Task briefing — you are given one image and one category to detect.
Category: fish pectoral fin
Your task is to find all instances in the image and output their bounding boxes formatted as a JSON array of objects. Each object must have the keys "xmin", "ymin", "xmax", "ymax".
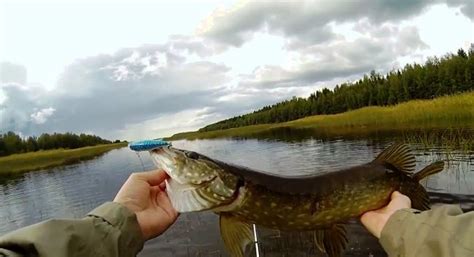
[
  {"xmin": 313, "ymin": 224, "xmax": 348, "ymax": 257},
  {"xmin": 372, "ymin": 143, "xmax": 416, "ymax": 174},
  {"xmin": 219, "ymin": 213, "xmax": 254, "ymax": 257}
]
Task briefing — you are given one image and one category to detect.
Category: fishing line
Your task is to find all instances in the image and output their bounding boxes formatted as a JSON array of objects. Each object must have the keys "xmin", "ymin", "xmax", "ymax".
[
  {"xmin": 135, "ymin": 152, "xmax": 146, "ymax": 171},
  {"xmin": 252, "ymin": 224, "xmax": 260, "ymax": 257}
]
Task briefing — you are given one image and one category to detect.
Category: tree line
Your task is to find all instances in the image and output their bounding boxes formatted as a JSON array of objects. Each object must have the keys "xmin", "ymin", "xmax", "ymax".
[
  {"xmin": 0, "ymin": 131, "xmax": 118, "ymax": 156},
  {"xmin": 200, "ymin": 48, "xmax": 474, "ymax": 132}
]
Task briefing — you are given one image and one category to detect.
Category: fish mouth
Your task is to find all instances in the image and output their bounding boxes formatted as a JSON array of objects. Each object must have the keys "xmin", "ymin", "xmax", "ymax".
[
  {"xmin": 150, "ymin": 146, "xmax": 240, "ymax": 212},
  {"xmin": 150, "ymin": 146, "xmax": 185, "ymax": 183}
]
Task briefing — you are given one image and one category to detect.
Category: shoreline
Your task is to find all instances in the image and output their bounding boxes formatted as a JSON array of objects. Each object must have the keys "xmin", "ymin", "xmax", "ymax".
[
  {"xmin": 0, "ymin": 142, "xmax": 128, "ymax": 177},
  {"xmin": 167, "ymin": 92, "xmax": 474, "ymax": 145}
]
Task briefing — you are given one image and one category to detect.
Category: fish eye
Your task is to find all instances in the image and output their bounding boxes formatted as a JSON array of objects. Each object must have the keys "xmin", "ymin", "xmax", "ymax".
[{"xmin": 185, "ymin": 151, "xmax": 199, "ymax": 160}]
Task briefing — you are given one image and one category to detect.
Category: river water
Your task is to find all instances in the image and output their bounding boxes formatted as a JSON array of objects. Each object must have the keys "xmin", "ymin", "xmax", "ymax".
[{"xmin": 0, "ymin": 136, "xmax": 472, "ymax": 256}]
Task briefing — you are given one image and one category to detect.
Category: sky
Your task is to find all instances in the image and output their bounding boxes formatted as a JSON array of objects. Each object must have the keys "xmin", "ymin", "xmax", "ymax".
[{"xmin": 0, "ymin": 0, "xmax": 473, "ymax": 141}]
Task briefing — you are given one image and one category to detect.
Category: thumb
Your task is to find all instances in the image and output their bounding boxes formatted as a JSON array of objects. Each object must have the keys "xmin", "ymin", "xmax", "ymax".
[{"xmin": 387, "ymin": 191, "xmax": 411, "ymax": 210}]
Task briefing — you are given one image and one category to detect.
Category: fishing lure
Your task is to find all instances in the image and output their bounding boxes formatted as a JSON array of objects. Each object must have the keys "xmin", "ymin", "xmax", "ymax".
[{"xmin": 129, "ymin": 139, "xmax": 171, "ymax": 152}]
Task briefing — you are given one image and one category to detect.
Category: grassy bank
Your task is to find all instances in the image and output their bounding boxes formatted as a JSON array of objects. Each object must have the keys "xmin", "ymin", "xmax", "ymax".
[
  {"xmin": 0, "ymin": 142, "xmax": 127, "ymax": 176},
  {"xmin": 168, "ymin": 92, "xmax": 474, "ymax": 143}
]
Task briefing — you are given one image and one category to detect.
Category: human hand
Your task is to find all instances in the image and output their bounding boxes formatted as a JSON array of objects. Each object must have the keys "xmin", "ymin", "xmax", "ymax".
[
  {"xmin": 360, "ymin": 191, "xmax": 411, "ymax": 238},
  {"xmin": 114, "ymin": 169, "xmax": 178, "ymax": 240}
]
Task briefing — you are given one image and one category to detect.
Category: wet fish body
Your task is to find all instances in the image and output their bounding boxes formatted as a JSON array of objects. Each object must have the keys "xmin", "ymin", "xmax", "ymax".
[{"xmin": 150, "ymin": 143, "xmax": 444, "ymax": 257}]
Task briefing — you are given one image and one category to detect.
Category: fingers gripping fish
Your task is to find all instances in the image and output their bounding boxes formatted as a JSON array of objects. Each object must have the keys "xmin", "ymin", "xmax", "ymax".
[{"xmin": 130, "ymin": 141, "xmax": 444, "ymax": 257}]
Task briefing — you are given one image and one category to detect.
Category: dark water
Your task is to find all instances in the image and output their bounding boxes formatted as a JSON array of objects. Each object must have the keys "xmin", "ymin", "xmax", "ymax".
[{"xmin": 0, "ymin": 134, "xmax": 472, "ymax": 256}]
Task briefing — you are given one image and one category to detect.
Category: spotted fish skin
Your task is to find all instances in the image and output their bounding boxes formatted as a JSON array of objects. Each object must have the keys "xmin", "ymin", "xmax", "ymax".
[
  {"xmin": 150, "ymin": 143, "xmax": 444, "ymax": 257},
  {"xmin": 229, "ymin": 167, "xmax": 401, "ymax": 231}
]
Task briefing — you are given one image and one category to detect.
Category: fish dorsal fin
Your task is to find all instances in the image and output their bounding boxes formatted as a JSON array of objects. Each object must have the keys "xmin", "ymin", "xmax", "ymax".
[
  {"xmin": 313, "ymin": 224, "xmax": 348, "ymax": 257},
  {"xmin": 372, "ymin": 143, "xmax": 416, "ymax": 173},
  {"xmin": 219, "ymin": 214, "xmax": 254, "ymax": 257}
]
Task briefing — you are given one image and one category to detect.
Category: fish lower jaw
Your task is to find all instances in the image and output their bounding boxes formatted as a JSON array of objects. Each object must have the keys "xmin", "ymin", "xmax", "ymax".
[{"xmin": 211, "ymin": 186, "xmax": 247, "ymax": 213}]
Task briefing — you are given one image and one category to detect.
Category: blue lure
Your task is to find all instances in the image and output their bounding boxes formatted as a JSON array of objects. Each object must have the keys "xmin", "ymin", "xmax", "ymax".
[{"xmin": 129, "ymin": 139, "xmax": 171, "ymax": 152}]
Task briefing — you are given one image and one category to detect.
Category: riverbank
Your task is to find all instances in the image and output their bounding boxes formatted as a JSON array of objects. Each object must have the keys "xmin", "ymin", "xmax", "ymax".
[
  {"xmin": 168, "ymin": 92, "xmax": 474, "ymax": 147},
  {"xmin": 0, "ymin": 142, "xmax": 127, "ymax": 177}
]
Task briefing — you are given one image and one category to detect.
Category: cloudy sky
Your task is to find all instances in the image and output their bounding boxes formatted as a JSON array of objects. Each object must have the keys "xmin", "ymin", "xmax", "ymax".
[{"xmin": 0, "ymin": 0, "xmax": 472, "ymax": 140}]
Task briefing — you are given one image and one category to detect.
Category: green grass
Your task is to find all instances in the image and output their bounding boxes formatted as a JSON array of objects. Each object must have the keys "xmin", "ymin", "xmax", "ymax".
[
  {"xmin": 167, "ymin": 92, "xmax": 474, "ymax": 141},
  {"xmin": 0, "ymin": 142, "xmax": 127, "ymax": 177}
]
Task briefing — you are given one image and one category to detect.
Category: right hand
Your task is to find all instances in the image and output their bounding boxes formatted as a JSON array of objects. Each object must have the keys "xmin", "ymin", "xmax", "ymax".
[
  {"xmin": 114, "ymin": 170, "xmax": 178, "ymax": 240},
  {"xmin": 360, "ymin": 191, "xmax": 411, "ymax": 238}
]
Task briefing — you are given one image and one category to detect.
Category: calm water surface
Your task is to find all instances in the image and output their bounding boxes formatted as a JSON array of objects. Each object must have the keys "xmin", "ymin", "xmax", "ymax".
[{"xmin": 0, "ymin": 137, "xmax": 472, "ymax": 256}]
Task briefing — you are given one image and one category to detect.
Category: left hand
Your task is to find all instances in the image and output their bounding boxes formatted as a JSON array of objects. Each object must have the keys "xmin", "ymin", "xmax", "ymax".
[{"xmin": 114, "ymin": 169, "xmax": 178, "ymax": 240}]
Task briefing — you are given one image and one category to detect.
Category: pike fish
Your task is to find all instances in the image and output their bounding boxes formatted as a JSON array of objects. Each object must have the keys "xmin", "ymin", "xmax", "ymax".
[{"xmin": 150, "ymin": 143, "xmax": 444, "ymax": 257}]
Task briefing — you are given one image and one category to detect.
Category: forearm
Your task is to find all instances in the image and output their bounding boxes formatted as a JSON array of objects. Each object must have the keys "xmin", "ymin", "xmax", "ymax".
[
  {"xmin": 0, "ymin": 202, "xmax": 144, "ymax": 257},
  {"xmin": 380, "ymin": 205, "xmax": 474, "ymax": 257}
]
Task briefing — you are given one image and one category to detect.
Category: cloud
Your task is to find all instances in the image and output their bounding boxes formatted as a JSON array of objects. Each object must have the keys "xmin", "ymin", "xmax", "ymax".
[
  {"xmin": 41, "ymin": 44, "xmax": 232, "ymax": 138},
  {"xmin": 237, "ymin": 24, "xmax": 428, "ymax": 89},
  {"xmin": 0, "ymin": 82, "xmax": 49, "ymax": 134},
  {"xmin": 197, "ymin": 0, "xmax": 473, "ymax": 47},
  {"xmin": 167, "ymin": 34, "xmax": 228, "ymax": 57},
  {"xmin": 30, "ymin": 107, "xmax": 55, "ymax": 124},
  {"xmin": 0, "ymin": 90, "xmax": 6, "ymax": 105},
  {"xmin": 0, "ymin": 40, "xmax": 228, "ymax": 138},
  {"xmin": 449, "ymin": 0, "xmax": 474, "ymax": 19},
  {"xmin": 197, "ymin": 1, "xmax": 340, "ymax": 47}
]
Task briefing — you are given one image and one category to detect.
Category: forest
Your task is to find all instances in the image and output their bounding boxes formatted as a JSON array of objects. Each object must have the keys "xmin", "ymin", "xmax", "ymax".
[
  {"xmin": 200, "ymin": 48, "xmax": 474, "ymax": 132},
  {"xmin": 0, "ymin": 131, "xmax": 117, "ymax": 156}
]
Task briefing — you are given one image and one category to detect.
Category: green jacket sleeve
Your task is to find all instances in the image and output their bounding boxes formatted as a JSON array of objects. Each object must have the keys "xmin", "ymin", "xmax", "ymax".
[
  {"xmin": 380, "ymin": 205, "xmax": 474, "ymax": 257},
  {"xmin": 0, "ymin": 202, "xmax": 144, "ymax": 257}
]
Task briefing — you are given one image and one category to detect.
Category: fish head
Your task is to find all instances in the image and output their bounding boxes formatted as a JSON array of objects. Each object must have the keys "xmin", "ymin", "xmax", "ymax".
[{"xmin": 150, "ymin": 146, "xmax": 241, "ymax": 212}]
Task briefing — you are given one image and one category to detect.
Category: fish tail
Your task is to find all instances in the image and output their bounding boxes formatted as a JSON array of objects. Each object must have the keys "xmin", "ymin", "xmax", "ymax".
[{"xmin": 412, "ymin": 161, "xmax": 445, "ymax": 181}]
